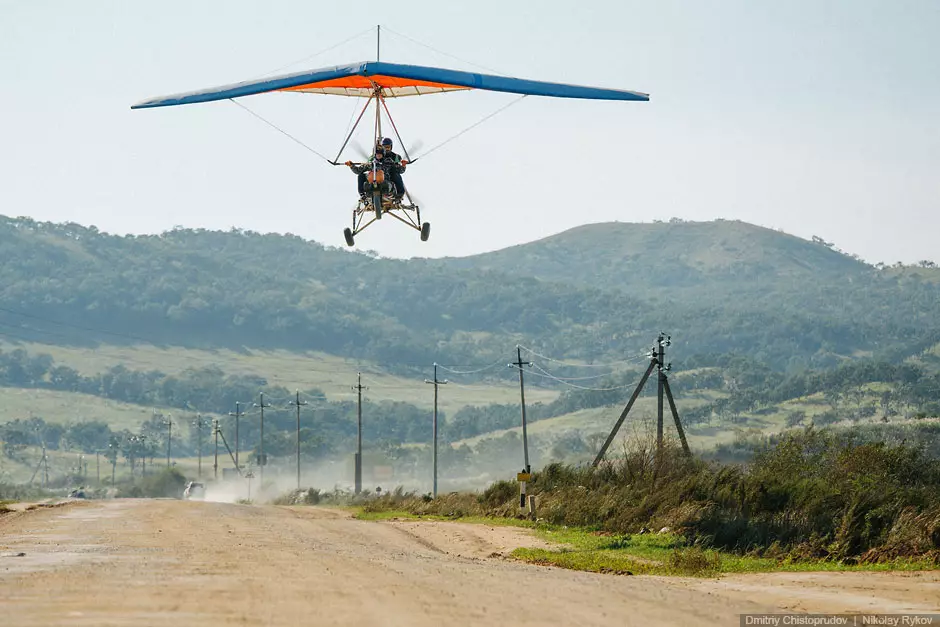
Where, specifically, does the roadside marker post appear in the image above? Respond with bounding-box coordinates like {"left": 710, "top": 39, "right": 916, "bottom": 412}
{"left": 517, "top": 471, "right": 531, "bottom": 508}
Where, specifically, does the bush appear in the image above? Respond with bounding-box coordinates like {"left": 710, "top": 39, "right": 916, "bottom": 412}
{"left": 666, "top": 546, "right": 721, "bottom": 576}
{"left": 478, "top": 480, "right": 516, "bottom": 509}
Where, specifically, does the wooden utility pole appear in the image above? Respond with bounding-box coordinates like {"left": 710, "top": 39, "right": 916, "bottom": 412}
{"left": 425, "top": 364, "right": 448, "bottom": 498}
{"left": 164, "top": 416, "right": 173, "bottom": 467}
{"left": 192, "top": 414, "right": 209, "bottom": 478}
{"left": 213, "top": 419, "right": 219, "bottom": 480}
{"left": 353, "top": 373, "right": 367, "bottom": 494}
{"left": 511, "top": 347, "right": 532, "bottom": 473}
{"left": 657, "top": 334, "right": 668, "bottom": 454}
{"left": 289, "top": 391, "right": 307, "bottom": 490}
{"left": 229, "top": 402, "right": 244, "bottom": 471}
{"left": 255, "top": 393, "right": 272, "bottom": 486}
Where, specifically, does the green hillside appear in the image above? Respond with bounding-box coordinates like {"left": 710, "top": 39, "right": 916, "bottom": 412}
{"left": 3, "top": 215, "right": 938, "bottom": 375}
{"left": 439, "top": 220, "right": 869, "bottom": 289}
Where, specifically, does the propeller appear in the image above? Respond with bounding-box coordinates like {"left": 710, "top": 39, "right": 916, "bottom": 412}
{"left": 350, "top": 140, "right": 371, "bottom": 161}
{"left": 399, "top": 139, "right": 424, "bottom": 162}
{"left": 345, "top": 138, "right": 425, "bottom": 163}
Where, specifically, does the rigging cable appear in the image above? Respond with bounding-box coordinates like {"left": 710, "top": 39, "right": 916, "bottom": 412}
{"left": 228, "top": 99, "right": 333, "bottom": 163}
{"left": 412, "top": 95, "right": 527, "bottom": 162}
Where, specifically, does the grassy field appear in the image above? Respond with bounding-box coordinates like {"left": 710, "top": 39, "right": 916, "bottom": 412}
{"left": 0, "top": 386, "right": 192, "bottom": 431}
{"left": 0, "top": 341, "right": 558, "bottom": 412}
{"left": 354, "top": 510, "right": 937, "bottom": 576}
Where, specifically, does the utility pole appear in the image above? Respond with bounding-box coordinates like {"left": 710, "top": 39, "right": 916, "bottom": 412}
{"left": 255, "top": 393, "right": 272, "bottom": 486}
{"left": 657, "top": 334, "right": 668, "bottom": 454}
{"left": 213, "top": 418, "right": 220, "bottom": 480}
{"left": 96, "top": 450, "right": 100, "bottom": 485}
{"left": 164, "top": 416, "right": 173, "bottom": 467}
{"left": 425, "top": 364, "right": 448, "bottom": 498}
{"left": 592, "top": 333, "right": 691, "bottom": 468}
{"left": 108, "top": 440, "right": 117, "bottom": 484}
{"left": 289, "top": 392, "right": 307, "bottom": 491}
{"left": 511, "top": 347, "right": 532, "bottom": 474}
{"left": 229, "top": 402, "right": 244, "bottom": 471}
{"left": 192, "top": 414, "right": 209, "bottom": 478}
{"left": 353, "top": 373, "right": 367, "bottom": 494}
{"left": 41, "top": 441, "right": 48, "bottom": 488}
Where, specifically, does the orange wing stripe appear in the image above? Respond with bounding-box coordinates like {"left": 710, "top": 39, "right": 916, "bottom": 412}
{"left": 281, "top": 74, "right": 469, "bottom": 92}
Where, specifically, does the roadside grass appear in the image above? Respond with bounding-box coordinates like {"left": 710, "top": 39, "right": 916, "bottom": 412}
{"left": 351, "top": 507, "right": 940, "bottom": 577}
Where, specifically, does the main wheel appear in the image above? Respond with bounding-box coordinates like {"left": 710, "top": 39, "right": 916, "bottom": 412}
{"left": 373, "top": 191, "right": 383, "bottom": 219}
{"left": 420, "top": 222, "right": 431, "bottom": 242}
{"left": 343, "top": 228, "right": 355, "bottom": 247}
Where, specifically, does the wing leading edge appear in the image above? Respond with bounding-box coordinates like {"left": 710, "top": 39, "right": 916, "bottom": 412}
{"left": 132, "top": 61, "right": 649, "bottom": 109}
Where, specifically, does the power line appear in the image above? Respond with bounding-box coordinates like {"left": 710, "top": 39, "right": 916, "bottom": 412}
{"left": 527, "top": 363, "right": 621, "bottom": 382}
{"left": 517, "top": 344, "right": 648, "bottom": 368}
{"left": 526, "top": 364, "right": 638, "bottom": 392}
{"left": 435, "top": 358, "right": 506, "bottom": 375}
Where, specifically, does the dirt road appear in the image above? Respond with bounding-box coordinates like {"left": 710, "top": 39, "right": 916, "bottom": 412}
{"left": 1, "top": 500, "right": 937, "bottom": 626}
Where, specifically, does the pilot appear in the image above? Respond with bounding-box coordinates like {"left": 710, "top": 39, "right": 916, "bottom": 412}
{"left": 370, "top": 137, "right": 407, "bottom": 200}
{"left": 346, "top": 142, "right": 406, "bottom": 200}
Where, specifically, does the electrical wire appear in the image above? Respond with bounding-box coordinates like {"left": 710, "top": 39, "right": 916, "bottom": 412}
{"left": 435, "top": 358, "right": 506, "bottom": 375}
{"left": 517, "top": 344, "right": 649, "bottom": 368}
{"left": 524, "top": 365, "right": 638, "bottom": 392}
{"left": 528, "top": 363, "right": 621, "bottom": 382}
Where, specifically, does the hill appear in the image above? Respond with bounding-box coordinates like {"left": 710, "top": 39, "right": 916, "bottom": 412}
{"left": 2, "top": 215, "right": 939, "bottom": 374}
{"left": 437, "top": 220, "right": 869, "bottom": 291}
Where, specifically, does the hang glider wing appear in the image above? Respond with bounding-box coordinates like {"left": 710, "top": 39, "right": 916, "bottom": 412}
{"left": 131, "top": 61, "right": 649, "bottom": 109}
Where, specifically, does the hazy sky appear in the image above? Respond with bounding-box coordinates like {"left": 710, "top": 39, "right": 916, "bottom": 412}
{"left": 2, "top": 0, "right": 938, "bottom": 262}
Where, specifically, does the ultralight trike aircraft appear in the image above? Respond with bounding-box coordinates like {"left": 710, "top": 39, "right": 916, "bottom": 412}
{"left": 132, "top": 27, "right": 648, "bottom": 247}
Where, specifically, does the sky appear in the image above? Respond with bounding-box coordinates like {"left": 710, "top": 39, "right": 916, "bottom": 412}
{"left": 1, "top": 0, "right": 938, "bottom": 263}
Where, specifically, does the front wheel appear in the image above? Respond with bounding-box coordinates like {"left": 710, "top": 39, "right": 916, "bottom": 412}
{"left": 420, "top": 222, "right": 431, "bottom": 242}
{"left": 373, "top": 191, "right": 383, "bottom": 219}
{"left": 343, "top": 228, "right": 355, "bottom": 247}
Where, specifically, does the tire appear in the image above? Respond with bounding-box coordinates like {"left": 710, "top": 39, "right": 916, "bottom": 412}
{"left": 420, "top": 222, "right": 431, "bottom": 242}
{"left": 373, "top": 191, "right": 383, "bottom": 219}
{"left": 343, "top": 228, "right": 355, "bottom": 247}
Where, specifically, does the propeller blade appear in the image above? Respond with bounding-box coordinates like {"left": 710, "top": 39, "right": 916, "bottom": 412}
{"left": 351, "top": 140, "right": 370, "bottom": 160}
{"left": 405, "top": 139, "right": 424, "bottom": 158}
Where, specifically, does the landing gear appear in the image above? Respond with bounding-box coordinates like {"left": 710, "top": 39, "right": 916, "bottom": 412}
{"left": 344, "top": 228, "right": 355, "bottom": 247}
{"left": 372, "top": 191, "right": 384, "bottom": 219}
{"left": 420, "top": 222, "right": 430, "bottom": 242}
